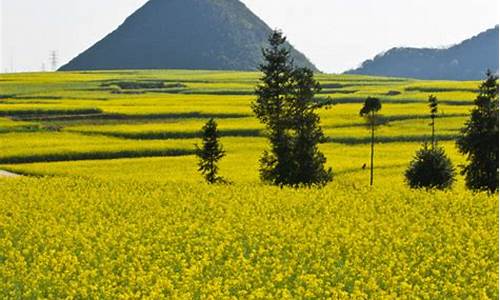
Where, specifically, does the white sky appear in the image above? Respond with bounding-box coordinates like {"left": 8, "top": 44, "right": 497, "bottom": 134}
{"left": 1, "top": 0, "right": 498, "bottom": 73}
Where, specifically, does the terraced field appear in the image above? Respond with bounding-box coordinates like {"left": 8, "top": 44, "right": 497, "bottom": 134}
{"left": 0, "top": 70, "right": 497, "bottom": 298}
{"left": 0, "top": 70, "right": 480, "bottom": 181}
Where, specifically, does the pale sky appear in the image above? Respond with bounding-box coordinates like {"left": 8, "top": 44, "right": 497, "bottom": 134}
{"left": 1, "top": 0, "right": 498, "bottom": 73}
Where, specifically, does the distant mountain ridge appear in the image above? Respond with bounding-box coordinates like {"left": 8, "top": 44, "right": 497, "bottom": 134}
{"left": 60, "top": 0, "right": 317, "bottom": 72}
{"left": 346, "top": 26, "right": 499, "bottom": 80}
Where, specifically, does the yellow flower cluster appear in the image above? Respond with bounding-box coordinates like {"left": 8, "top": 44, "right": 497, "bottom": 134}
{"left": 0, "top": 177, "right": 497, "bottom": 298}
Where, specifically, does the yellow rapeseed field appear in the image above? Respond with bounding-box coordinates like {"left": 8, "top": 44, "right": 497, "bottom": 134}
{"left": 0, "top": 70, "right": 497, "bottom": 298}
{"left": 0, "top": 178, "right": 497, "bottom": 299}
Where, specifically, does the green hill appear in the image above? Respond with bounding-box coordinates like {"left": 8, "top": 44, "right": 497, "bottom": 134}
{"left": 346, "top": 26, "right": 499, "bottom": 80}
{"left": 59, "top": 0, "right": 317, "bottom": 71}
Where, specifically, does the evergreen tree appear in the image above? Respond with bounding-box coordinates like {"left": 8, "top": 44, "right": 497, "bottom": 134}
{"left": 195, "top": 119, "right": 225, "bottom": 184}
{"left": 457, "top": 70, "right": 499, "bottom": 192}
{"left": 406, "top": 95, "right": 455, "bottom": 189}
{"left": 252, "top": 30, "right": 295, "bottom": 185}
{"left": 405, "top": 143, "right": 456, "bottom": 189}
{"left": 288, "top": 68, "right": 333, "bottom": 186}
{"left": 252, "top": 30, "right": 332, "bottom": 186}
{"left": 360, "top": 97, "right": 382, "bottom": 186}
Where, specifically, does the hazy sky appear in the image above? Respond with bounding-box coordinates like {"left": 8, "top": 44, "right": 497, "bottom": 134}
{"left": 1, "top": 0, "right": 498, "bottom": 73}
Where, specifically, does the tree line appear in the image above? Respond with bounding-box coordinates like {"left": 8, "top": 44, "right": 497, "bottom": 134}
{"left": 196, "top": 30, "right": 499, "bottom": 193}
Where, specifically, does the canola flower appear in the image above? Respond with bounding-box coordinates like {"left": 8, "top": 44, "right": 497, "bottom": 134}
{"left": 0, "top": 177, "right": 497, "bottom": 299}
{"left": 0, "top": 70, "right": 495, "bottom": 299}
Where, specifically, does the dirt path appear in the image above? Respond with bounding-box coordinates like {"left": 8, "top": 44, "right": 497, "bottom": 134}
{"left": 0, "top": 170, "right": 21, "bottom": 178}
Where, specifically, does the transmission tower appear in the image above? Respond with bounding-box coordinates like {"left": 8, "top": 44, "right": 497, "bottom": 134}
{"left": 50, "top": 51, "right": 58, "bottom": 71}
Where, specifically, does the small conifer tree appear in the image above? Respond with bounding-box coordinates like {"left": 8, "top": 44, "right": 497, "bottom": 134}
{"left": 405, "top": 143, "right": 456, "bottom": 189}
{"left": 195, "top": 119, "right": 225, "bottom": 184}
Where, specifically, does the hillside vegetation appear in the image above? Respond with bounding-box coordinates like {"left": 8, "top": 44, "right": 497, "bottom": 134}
{"left": 347, "top": 26, "right": 499, "bottom": 80}
{"left": 60, "top": 0, "right": 317, "bottom": 71}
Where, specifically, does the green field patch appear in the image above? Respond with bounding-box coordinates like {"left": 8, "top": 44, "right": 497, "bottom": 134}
{"left": 103, "top": 80, "right": 176, "bottom": 90}
{"left": 75, "top": 129, "right": 262, "bottom": 139}
{"left": 9, "top": 95, "right": 64, "bottom": 100}
{"left": 103, "top": 112, "right": 251, "bottom": 120}
{"left": 0, "top": 148, "right": 195, "bottom": 164}
{"left": 325, "top": 133, "right": 459, "bottom": 145}
{"left": 323, "top": 113, "right": 463, "bottom": 144}
{"left": 99, "top": 79, "right": 188, "bottom": 95}
{"left": 0, "top": 117, "right": 51, "bottom": 133}
{"left": 319, "top": 89, "right": 358, "bottom": 95}
{"left": 405, "top": 86, "right": 479, "bottom": 93}
{"left": 66, "top": 118, "right": 263, "bottom": 139}
{"left": 321, "top": 96, "right": 474, "bottom": 106}
{"left": 323, "top": 113, "right": 467, "bottom": 129}
{"left": 0, "top": 124, "right": 61, "bottom": 134}
{"left": 319, "top": 97, "right": 423, "bottom": 105}
{"left": 0, "top": 107, "right": 103, "bottom": 120}
{"left": 385, "top": 90, "right": 402, "bottom": 96}
{"left": 380, "top": 113, "right": 466, "bottom": 125}
{"left": 11, "top": 111, "right": 250, "bottom": 122}
{"left": 175, "top": 89, "right": 254, "bottom": 95}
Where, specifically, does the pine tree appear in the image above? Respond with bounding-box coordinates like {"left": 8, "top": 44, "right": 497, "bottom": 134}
{"left": 457, "top": 70, "right": 499, "bottom": 192}
{"left": 289, "top": 67, "right": 333, "bottom": 186}
{"left": 252, "top": 30, "right": 295, "bottom": 185}
{"left": 252, "top": 30, "right": 332, "bottom": 186}
{"left": 360, "top": 97, "right": 382, "bottom": 186}
{"left": 195, "top": 119, "right": 226, "bottom": 184}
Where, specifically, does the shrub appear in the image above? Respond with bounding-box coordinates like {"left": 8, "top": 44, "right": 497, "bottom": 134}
{"left": 405, "top": 144, "right": 455, "bottom": 189}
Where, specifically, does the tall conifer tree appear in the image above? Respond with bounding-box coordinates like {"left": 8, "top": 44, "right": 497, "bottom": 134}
{"left": 457, "top": 70, "right": 499, "bottom": 192}
{"left": 253, "top": 30, "right": 332, "bottom": 186}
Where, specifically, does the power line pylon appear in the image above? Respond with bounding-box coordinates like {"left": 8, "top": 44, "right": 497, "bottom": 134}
{"left": 50, "top": 51, "right": 58, "bottom": 71}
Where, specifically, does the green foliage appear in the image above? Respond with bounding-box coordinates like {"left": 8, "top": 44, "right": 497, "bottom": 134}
{"left": 288, "top": 68, "right": 333, "bottom": 185}
{"left": 405, "top": 143, "right": 456, "bottom": 189}
{"left": 253, "top": 31, "right": 332, "bottom": 186}
{"left": 457, "top": 71, "right": 499, "bottom": 192}
{"left": 428, "top": 95, "right": 439, "bottom": 116}
{"left": 359, "top": 97, "right": 383, "bottom": 132}
{"left": 360, "top": 97, "right": 382, "bottom": 116}
{"left": 195, "top": 119, "right": 225, "bottom": 184}
{"left": 406, "top": 94, "right": 456, "bottom": 189}
{"left": 253, "top": 30, "right": 295, "bottom": 185}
